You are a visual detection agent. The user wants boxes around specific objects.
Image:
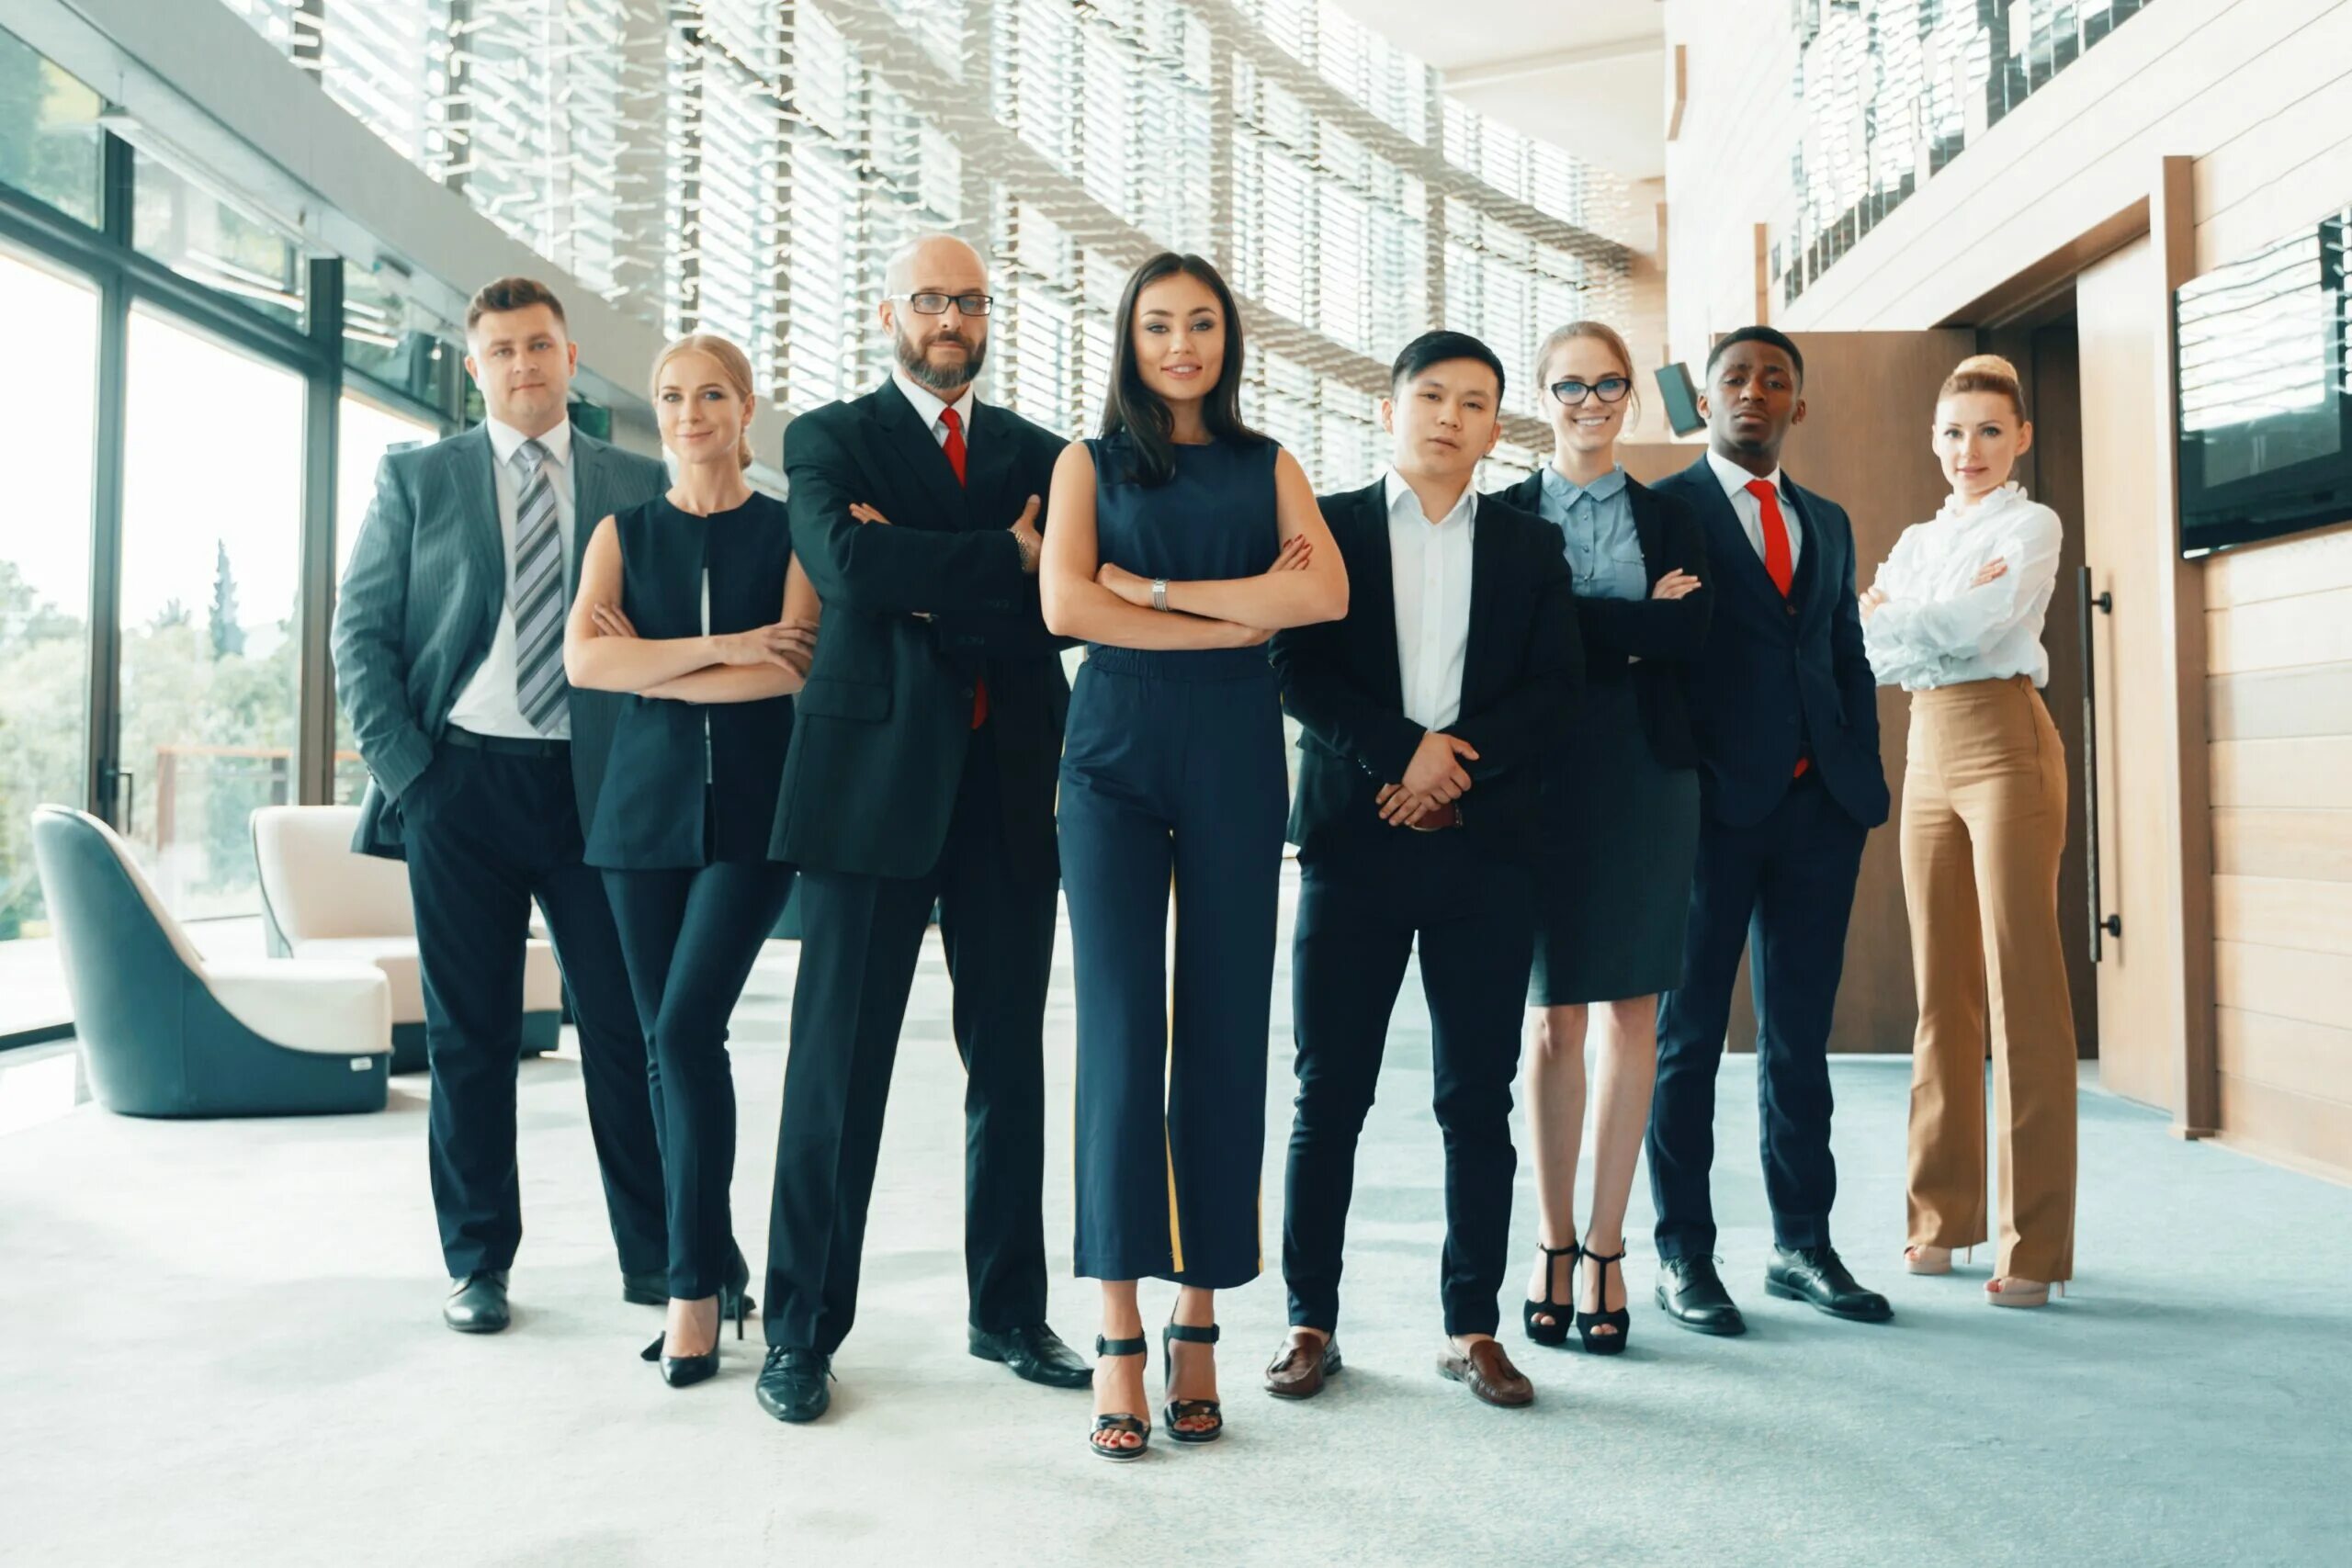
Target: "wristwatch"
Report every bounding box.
[1151,578,1170,613]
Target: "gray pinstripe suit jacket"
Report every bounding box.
[330,422,669,859]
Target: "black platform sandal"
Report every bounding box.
[1090,1335,1151,1461]
[1160,1321,1224,1444]
[1577,1247,1631,1355]
[1523,1241,1579,1348]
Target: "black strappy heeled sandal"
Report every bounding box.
[1577,1247,1631,1355]
[1160,1321,1224,1444]
[1523,1241,1579,1348]
[1090,1335,1151,1461]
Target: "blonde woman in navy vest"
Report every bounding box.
[564,334,820,1385]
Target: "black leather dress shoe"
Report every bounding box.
[444,1270,511,1334]
[969,1322,1092,1390]
[1766,1246,1894,1323]
[754,1346,833,1423]
[1655,1255,1746,1337]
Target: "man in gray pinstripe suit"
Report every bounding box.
[333,277,674,1335]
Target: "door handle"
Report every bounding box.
[2077,569,2120,961]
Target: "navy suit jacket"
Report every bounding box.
[330,422,670,859]
[1651,457,1888,831]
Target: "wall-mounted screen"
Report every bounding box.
[2177,207,2352,557]
[1656,362,1704,436]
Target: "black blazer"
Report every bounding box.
[1649,457,1889,831]
[1487,470,1710,768]
[1271,482,1581,863]
[769,379,1070,880]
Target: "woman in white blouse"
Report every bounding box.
[1861,354,2075,1310]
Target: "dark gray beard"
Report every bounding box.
[895,325,985,392]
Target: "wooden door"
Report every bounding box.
[1730,329,1973,1055]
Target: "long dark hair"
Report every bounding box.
[1098,252,1268,487]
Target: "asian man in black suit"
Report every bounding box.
[1646,326,1894,1335]
[754,233,1088,1423]
[1265,331,1581,1409]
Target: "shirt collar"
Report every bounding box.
[1939,480,2026,524]
[486,415,571,468]
[1705,446,1781,504]
[1384,467,1477,531]
[892,367,978,435]
[1540,462,1627,507]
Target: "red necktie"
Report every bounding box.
[940,406,986,728]
[1746,478,1808,778]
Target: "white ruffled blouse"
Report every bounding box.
[1863,482,2063,692]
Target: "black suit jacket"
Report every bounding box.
[1487,470,1711,769]
[1649,457,1888,830]
[1272,482,1581,863]
[770,379,1070,880]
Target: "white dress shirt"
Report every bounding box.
[892,367,978,453]
[1705,446,1804,574]
[1864,481,2063,690]
[448,417,578,740]
[1384,468,1477,731]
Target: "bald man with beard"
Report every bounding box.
[754,234,1088,1424]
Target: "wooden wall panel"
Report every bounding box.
[1713,329,1973,1055]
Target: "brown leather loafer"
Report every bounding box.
[1437,1337,1533,1407]
[1263,1330,1342,1399]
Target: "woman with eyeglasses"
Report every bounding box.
[1487,321,1711,1355]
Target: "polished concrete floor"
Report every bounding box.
[3,877,2347,1566]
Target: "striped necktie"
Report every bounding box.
[509,437,569,736]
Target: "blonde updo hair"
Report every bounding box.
[1534,319,1642,428]
[650,333,757,468]
[1939,353,2028,422]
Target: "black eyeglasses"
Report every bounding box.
[1550,376,1632,407]
[892,291,994,317]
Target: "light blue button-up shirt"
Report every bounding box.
[1536,464,1646,603]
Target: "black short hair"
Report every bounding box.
[1705,325,1804,386]
[1390,330,1506,403]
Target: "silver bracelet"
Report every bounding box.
[1151,578,1169,613]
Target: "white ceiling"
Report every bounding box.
[1329,0,1668,183]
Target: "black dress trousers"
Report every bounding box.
[401,739,667,1280]
[763,723,1056,1354]
[1283,830,1534,1338]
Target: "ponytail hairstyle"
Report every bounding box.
[650,333,759,468]
[1939,353,2028,422]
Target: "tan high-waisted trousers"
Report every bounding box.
[1899,673,2076,1282]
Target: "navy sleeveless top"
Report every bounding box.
[1083,433,1281,676]
[584,491,794,869]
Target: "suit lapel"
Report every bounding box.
[449,426,506,620]
[1342,485,1405,713]
[568,427,608,595]
[873,379,968,529]
[1782,480,1833,622]
[963,400,1019,530]
[1682,458,1783,610]
[1463,495,1510,705]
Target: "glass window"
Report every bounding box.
[342,261,458,412]
[0,27,105,227]
[130,145,307,328]
[333,392,439,804]
[0,247,98,1035]
[116,305,306,922]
